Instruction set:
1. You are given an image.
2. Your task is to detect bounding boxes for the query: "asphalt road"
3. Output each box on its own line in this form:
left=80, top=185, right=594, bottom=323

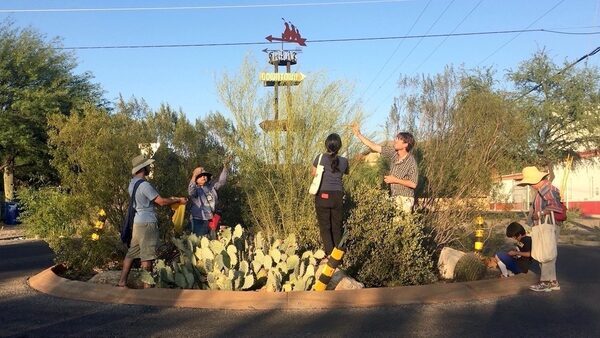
left=1, top=239, right=599, bottom=337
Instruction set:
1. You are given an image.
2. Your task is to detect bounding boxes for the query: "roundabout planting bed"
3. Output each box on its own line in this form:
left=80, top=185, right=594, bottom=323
left=28, top=264, right=537, bottom=310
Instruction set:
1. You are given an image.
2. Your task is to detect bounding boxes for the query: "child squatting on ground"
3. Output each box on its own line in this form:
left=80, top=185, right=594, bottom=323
left=495, top=222, right=533, bottom=277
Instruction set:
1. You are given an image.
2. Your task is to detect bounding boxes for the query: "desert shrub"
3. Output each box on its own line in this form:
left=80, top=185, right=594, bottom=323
left=48, top=228, right=124, bottom=279
left=19, top=187, right=125, bottom=278
left=344, top=184, right=436, bottom=287
left=18, top=187, right=86, bottom=239
left=388, top=68, right=527, bottom=248
left=449, top=220, right=510, bottom=258
left=209, top=58, right=364, bottom=248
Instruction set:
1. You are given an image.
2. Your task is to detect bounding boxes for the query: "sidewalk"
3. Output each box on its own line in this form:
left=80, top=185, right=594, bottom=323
left=0, top=224, right=26, bottom=240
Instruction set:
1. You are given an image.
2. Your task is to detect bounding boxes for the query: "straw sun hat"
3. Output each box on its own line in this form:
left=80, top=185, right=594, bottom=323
left=518, top=166, right=548, bottom=185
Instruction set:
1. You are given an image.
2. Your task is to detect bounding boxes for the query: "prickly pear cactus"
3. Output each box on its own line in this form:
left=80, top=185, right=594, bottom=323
left=453, top=253, right=486, bottom=282
left=153, top=224, right=325, bottom=291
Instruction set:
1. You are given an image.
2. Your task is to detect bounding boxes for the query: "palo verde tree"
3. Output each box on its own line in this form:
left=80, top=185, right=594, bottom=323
left=0, top=22, right=104, bottom=199
left=208, top=58, right=363, bottom=247
left=508, top=49, right=600, bottom=175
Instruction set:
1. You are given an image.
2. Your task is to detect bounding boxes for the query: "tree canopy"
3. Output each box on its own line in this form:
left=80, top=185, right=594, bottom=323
left=508, top=49, right=600, bottom=171
left=0, top=22, right=104, bottom=193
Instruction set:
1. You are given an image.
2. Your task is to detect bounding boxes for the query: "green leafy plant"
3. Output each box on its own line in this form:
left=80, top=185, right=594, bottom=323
left=18, top=187, right=85, bottom=239
left=344, top=184, right=436, bottom=287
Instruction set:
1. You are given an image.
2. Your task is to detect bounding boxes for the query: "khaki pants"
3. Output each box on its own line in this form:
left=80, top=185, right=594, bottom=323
left=393, top=195, right=414, bottom=214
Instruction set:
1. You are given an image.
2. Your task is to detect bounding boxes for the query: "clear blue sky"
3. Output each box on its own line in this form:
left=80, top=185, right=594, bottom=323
left=2, top=0, right=599, bottom=134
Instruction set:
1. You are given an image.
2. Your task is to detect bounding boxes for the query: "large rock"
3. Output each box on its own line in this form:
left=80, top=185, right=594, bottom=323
left=315, top=262, right=365, bottom=290
left=438, top=247, right=466, bottom=280
left=328, top=270, right=364, bottom=290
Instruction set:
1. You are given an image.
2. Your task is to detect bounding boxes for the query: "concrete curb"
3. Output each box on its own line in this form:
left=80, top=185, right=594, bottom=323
left=28, top=265, right=538, bottom=310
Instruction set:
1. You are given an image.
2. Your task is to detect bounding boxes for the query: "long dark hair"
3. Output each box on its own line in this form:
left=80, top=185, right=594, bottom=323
left=325, top=133, right=342, bottom=173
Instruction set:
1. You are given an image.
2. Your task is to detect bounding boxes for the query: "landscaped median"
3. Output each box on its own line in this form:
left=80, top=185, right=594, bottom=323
left=28, top=265, right=538, bottom=310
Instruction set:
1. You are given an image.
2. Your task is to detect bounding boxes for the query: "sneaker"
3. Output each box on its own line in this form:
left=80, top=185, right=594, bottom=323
left=549, top=281, right=561, bottom=291
left=529, top=282, right=552, bottom=292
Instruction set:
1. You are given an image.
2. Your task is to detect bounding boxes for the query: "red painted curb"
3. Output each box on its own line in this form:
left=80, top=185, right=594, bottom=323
left=28, top=265, right=538, bottom=310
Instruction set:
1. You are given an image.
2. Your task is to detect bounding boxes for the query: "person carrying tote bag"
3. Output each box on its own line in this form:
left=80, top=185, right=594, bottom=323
left=310, top=133, right=349, bottom=255
left=531, top=212, right=558, bottom=264
left=309, top=154, right=324, bottom=195
left=517, top=166, right=564, bottom=292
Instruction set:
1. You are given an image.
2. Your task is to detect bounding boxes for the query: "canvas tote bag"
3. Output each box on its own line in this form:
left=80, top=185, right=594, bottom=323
left=309, top=154, right=324, bottom=195
left=531, top=212, right=558, bottom=263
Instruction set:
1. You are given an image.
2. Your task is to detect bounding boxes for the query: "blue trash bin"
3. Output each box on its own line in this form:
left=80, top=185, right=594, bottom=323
left=4, top=202, right=18, bottom=225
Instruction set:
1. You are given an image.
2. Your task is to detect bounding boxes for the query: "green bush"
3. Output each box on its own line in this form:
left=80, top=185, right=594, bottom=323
left=48, top=227, right=124, bottom=279
left=344, top=184, right=436, bottom=287
left=19, top=186, right=125, bottom=278
left=18, top=187, right=86, bottom=239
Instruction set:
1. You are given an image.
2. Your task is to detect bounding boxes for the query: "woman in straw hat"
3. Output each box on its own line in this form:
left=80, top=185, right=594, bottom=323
left=188, top=157, right=230, bottom=238
left=117, top=155, right=187, bottom=288
left=517, top=166, right=564, bottom=292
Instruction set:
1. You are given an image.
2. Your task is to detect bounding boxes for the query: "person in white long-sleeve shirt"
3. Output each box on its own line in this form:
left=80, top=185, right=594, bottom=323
left=188, top=160, right=229, bottom=237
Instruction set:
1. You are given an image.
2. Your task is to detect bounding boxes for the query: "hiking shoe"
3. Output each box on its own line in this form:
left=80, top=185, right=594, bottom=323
left=549, top=281, right=561, bottom=291
left=529, top=282, right=552, bottom=292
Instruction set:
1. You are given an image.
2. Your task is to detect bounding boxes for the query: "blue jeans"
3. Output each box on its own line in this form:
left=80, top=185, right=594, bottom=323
left=496, top=252, right=522, bottom=274
left=190, top=218, right=209, bottom=236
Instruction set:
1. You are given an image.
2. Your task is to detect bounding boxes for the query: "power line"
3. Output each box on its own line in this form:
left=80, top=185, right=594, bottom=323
left=478, top=0, right=565, bottom=65
left=363, top=0, right=456, bottom=107
left=370, top=0, right=483, bottom=120
left=359, top=0, right=433, bottom=99
left=56, top=28, right=600, bottom=50
left=414, top=0, right=483, bottom=71
left=514, top=45, right=600, bottom=101
left=0, top=0, right=411, bottom=13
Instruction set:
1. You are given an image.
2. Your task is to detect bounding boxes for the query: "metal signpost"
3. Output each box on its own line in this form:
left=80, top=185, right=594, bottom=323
left=259, top=20, right=306, bottom=132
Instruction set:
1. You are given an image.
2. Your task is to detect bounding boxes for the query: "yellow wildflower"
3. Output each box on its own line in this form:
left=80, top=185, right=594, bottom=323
left=94, top=220, right=104, bottom=229
left=91, top=233, right=100, bottom=241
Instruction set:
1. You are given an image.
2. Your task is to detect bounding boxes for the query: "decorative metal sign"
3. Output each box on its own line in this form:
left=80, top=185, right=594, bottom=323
left=265, top=50, right=298, bottom=66
left=259, top=72, right=305, bottom=86
left=265, top=20, right=307, bottom=46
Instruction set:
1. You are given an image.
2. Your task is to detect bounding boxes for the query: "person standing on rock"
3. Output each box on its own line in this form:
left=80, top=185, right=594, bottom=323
left=117, top=155, right=187, bottom=288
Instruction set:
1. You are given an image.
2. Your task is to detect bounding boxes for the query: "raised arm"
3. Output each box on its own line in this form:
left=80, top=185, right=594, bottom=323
left=351, top=122, right=382, bottom=153
left=213, top=164, right=228, bottom=190
left=189, top=167, right=203, bottom=196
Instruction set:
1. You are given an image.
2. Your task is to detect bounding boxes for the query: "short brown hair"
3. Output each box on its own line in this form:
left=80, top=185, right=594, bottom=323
left=396, top=132, right=415, bottom=152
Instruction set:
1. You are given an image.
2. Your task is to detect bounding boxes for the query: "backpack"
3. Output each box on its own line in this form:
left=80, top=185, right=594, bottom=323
left=121, top=179, right=145, bottom=247
left=539, top=189, right=567, bottom=222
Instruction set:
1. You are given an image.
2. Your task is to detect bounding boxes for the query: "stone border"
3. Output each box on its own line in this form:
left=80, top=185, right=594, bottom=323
left=28, top=265, right=538, bottom=310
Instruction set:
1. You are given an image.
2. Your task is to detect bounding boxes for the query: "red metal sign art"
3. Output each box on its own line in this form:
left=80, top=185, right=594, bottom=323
left=265, top=19, right=307, bottom=46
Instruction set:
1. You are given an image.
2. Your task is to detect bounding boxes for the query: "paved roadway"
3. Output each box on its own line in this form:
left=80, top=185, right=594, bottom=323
left=1, top=239, right=599, bottom=337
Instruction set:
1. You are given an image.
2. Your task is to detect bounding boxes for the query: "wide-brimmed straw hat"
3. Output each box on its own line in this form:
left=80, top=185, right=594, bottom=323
left=131, top=154, right=155, bottom=175
left=517, top=166, right=548, bottom=185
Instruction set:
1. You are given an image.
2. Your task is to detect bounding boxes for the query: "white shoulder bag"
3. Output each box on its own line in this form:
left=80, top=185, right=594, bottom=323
left=308, top=154, right=324, bottom=195
left=530, top=211, right=558, bottom=263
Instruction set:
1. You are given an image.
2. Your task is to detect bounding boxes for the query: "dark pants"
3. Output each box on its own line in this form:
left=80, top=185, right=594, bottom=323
left=315, top=190, right=344, bottom=255
left=191, top=218, right=210, bottom=236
